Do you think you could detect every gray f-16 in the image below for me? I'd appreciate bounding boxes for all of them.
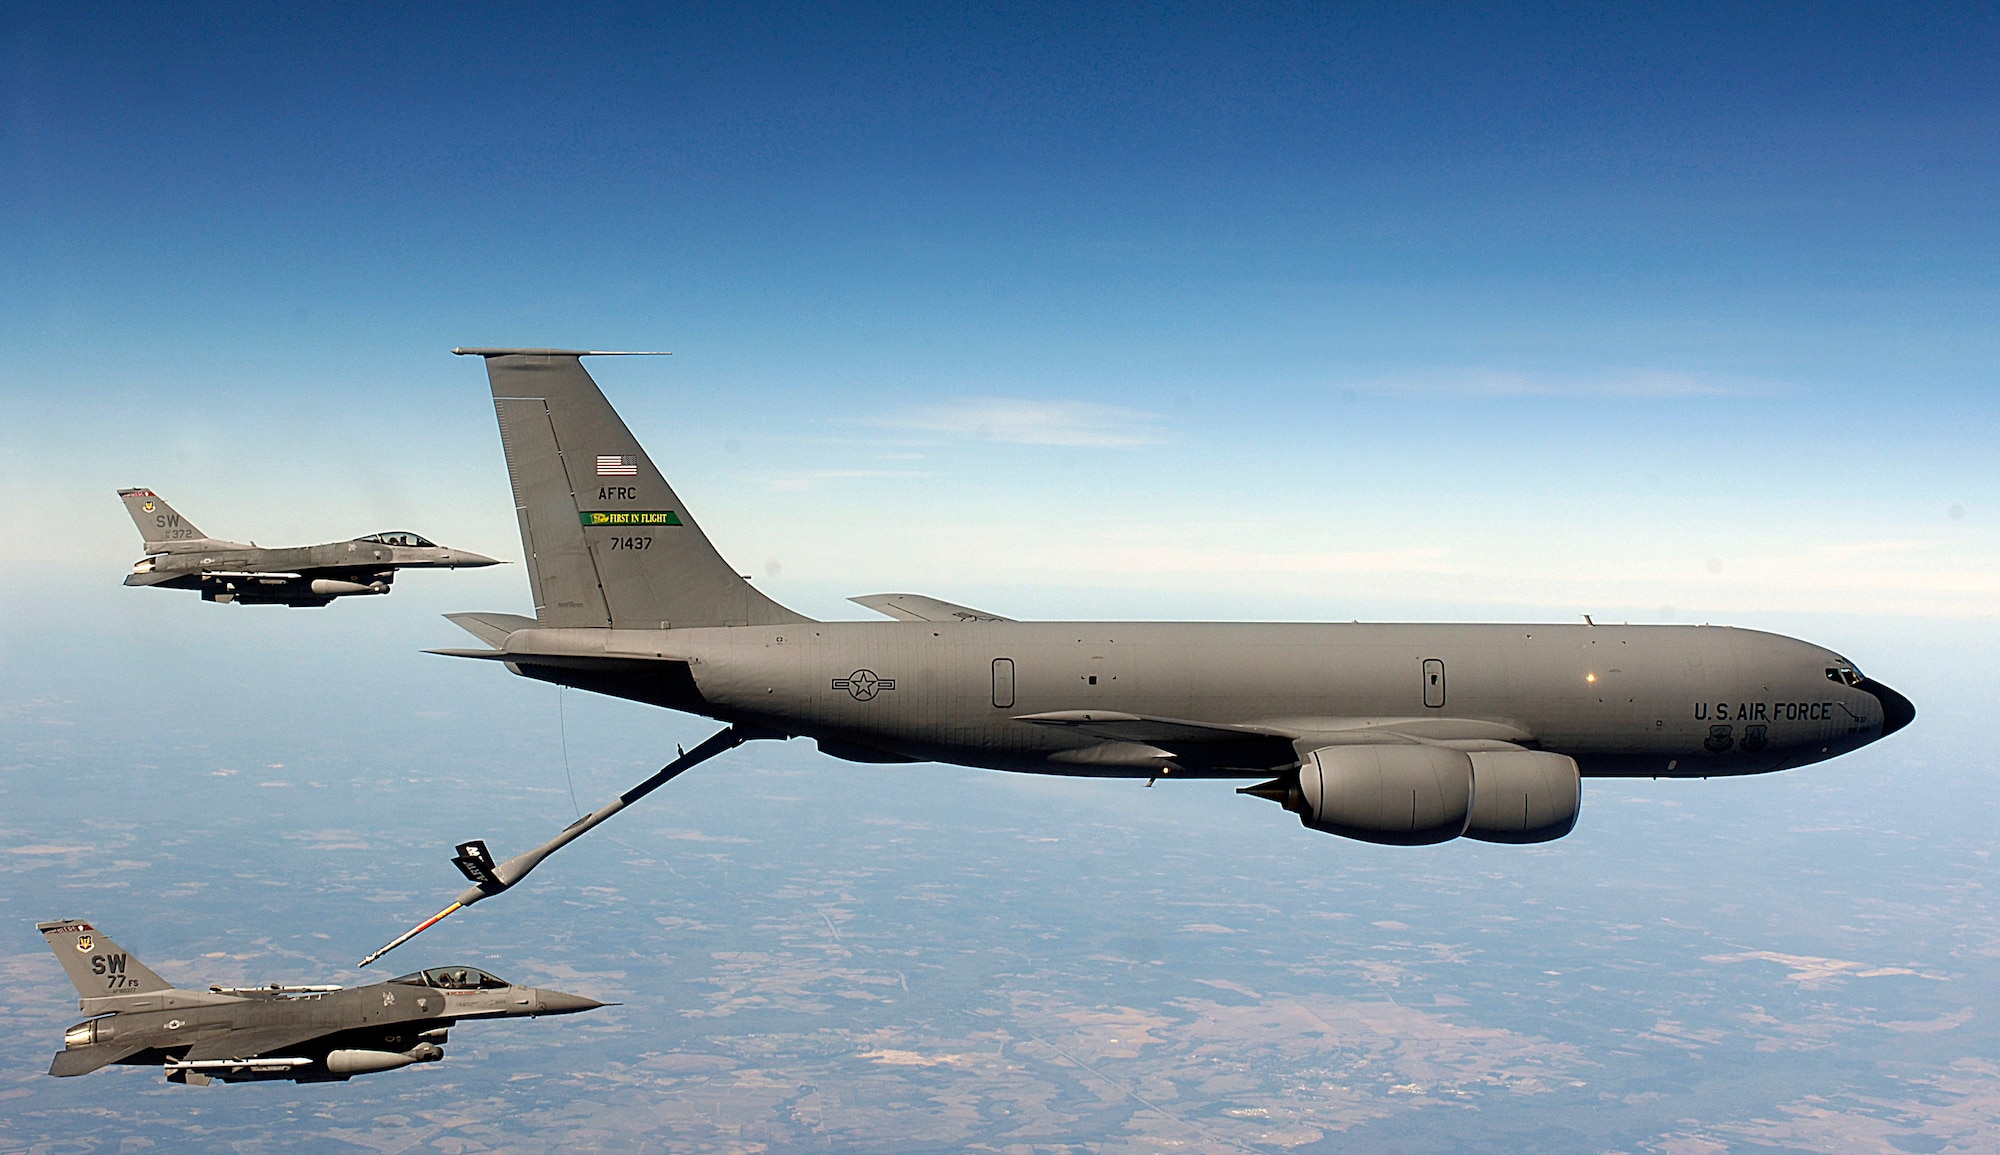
[117,488,501,606]
[39,919,602,1085]
[366,347,1915,961]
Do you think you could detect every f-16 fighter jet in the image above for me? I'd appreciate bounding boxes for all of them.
[117,488,500,606]
[39,919,602,1085]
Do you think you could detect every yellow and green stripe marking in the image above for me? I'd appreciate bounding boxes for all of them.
[580,511,683,527]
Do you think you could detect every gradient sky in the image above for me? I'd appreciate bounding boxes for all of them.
[3,3,1995,629]
[3,9,1998,1147]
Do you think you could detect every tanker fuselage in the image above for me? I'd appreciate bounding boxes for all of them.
[494,619,1909,780]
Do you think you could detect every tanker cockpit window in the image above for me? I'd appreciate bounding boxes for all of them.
[1825,666,1862,686]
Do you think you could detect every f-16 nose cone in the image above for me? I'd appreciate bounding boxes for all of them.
[533,990,605,1016]
[1859,679,1915,737]
[447,551,503,568]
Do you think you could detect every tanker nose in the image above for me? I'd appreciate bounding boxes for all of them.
[531,989,605,1016]
[1859,679,1915,738]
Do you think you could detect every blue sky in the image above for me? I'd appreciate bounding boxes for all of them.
[3,11,1998,1145]
[3,3,1995,625]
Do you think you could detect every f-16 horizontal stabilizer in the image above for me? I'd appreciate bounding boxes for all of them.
[51,1044,144,1078]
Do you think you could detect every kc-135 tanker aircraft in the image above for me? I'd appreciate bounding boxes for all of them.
[364,347,1915,963]
[117,488,500,606]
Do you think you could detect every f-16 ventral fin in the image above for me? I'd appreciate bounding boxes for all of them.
[456,349,811,630]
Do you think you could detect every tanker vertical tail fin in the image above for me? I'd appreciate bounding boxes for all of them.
[38,920,175,999]
[457,349,810,630]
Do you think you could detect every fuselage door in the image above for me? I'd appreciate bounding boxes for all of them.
[1422,658,1446,709]
[992,658,1015,709]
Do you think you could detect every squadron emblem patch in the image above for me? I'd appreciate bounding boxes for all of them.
[76,935,92,952]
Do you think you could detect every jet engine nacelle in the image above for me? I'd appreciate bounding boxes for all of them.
[309,579,387,597]
[1297,745,1472,845]
[1463,749,1580,844]
[1287,744,1582,846]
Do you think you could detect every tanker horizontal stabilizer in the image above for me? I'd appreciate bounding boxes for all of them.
[850,593,1013,622]
[444,612,539,648]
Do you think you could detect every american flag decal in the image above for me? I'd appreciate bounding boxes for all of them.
[596,455,639,476]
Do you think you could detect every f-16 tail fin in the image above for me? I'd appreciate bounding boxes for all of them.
[457,349,810,630]
[38,920,175,999]
[117,489,210,552]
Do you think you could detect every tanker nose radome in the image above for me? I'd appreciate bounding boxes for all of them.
[1859,679,1915,737]
[532,990,605,1016]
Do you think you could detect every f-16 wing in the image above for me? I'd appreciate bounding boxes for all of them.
[179,1024,330,1064]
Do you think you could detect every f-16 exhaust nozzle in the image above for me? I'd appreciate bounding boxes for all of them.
[358,724,770,967]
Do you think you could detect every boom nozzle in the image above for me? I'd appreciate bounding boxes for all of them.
[357,901,463,968]
[356,725,768,968]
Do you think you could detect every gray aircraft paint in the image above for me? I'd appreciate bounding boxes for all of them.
[117,488,501,606]
[439,350,1913,843]
[38,919,600,1085]
[461,618,1890,779]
